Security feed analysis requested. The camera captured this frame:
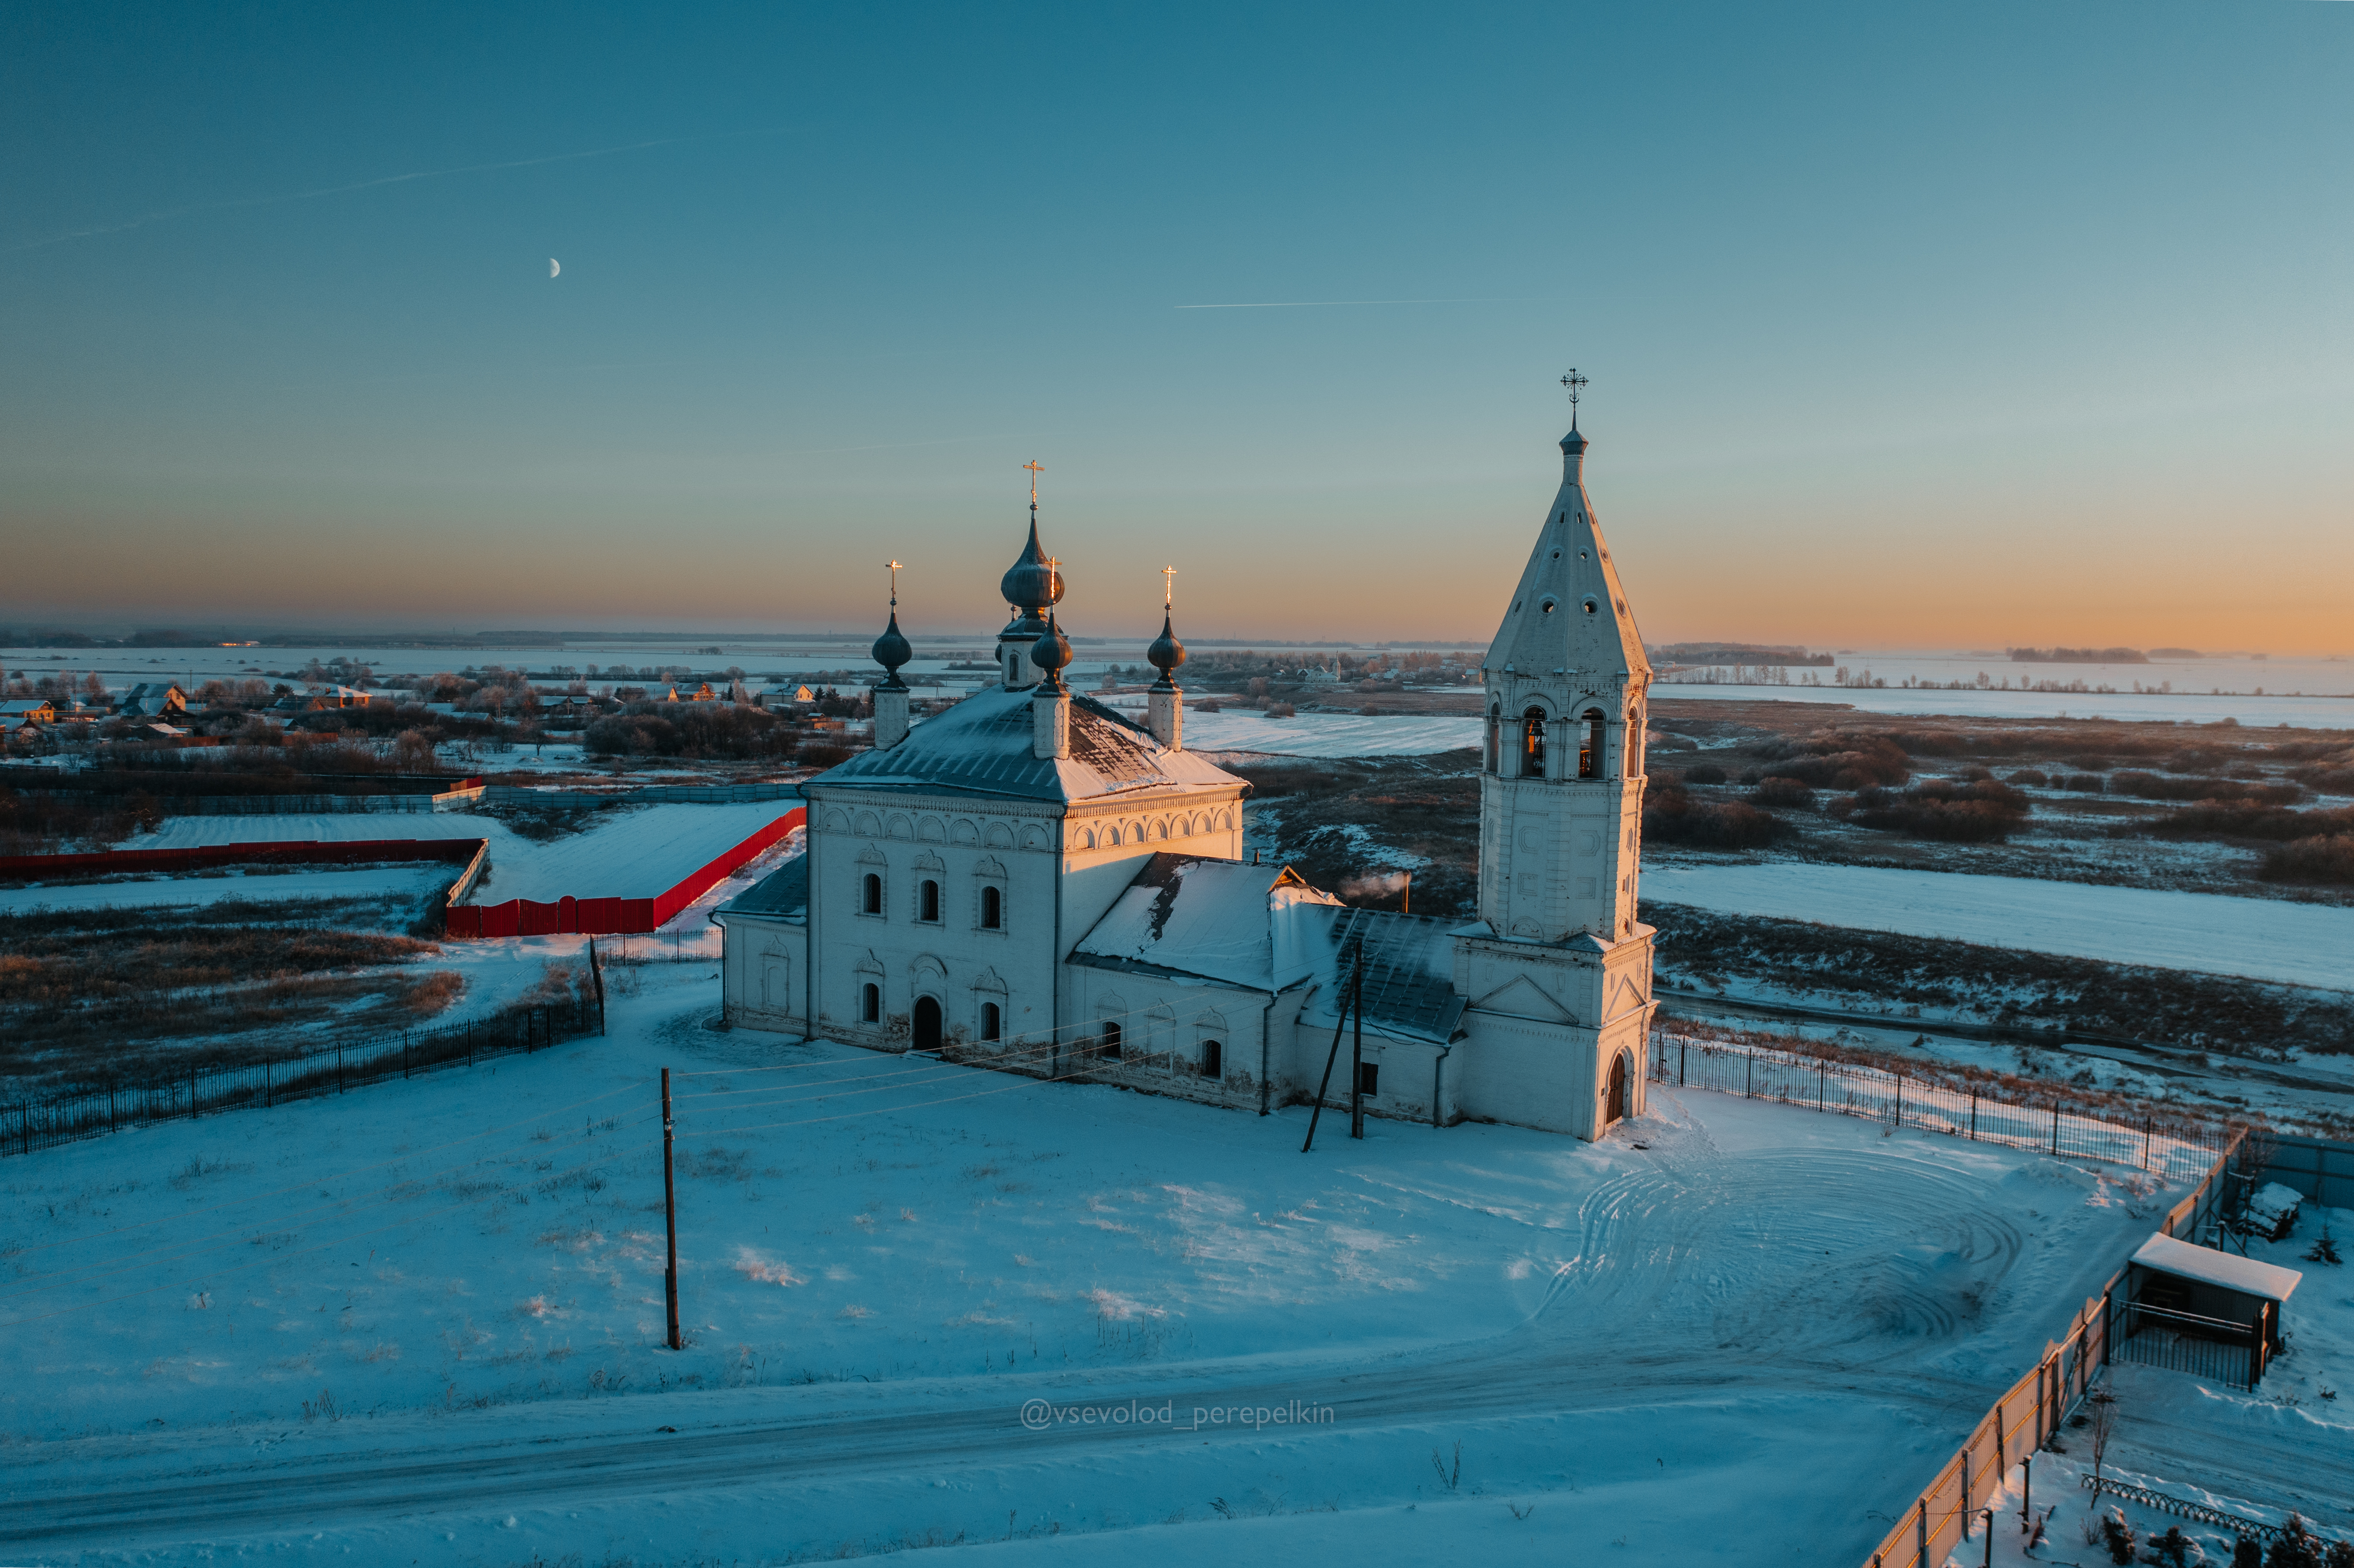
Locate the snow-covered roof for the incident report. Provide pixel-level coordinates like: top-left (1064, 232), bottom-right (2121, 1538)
top-left (2131, 1234), bottom-right (2301, 1303)
top-left (808, 686), bottom-right (1243, 804)
top-left (1073, 855), bottom-right (1341, 992)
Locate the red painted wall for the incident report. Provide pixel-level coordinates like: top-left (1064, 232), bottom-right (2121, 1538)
top-left (444, 807), bottom-right (804, 937)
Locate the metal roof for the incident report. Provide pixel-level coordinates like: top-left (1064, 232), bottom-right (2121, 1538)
top-left (805, 686), bottom-right (1243, 804)
top-left (1294, 906), bottom-right (1469, 1045)
top-left (723, 856), bottom-right (809, 920)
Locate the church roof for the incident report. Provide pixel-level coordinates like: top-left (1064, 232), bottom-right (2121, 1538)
top-left (1485, 427), bottom-right (1650, 685)
top-left (724, 855), bottom-right (808, 920)
top-left (1292, 906), bottom-right (1468, 1045)
top-left (1072, 855), bottom-right (1341, 992)
top-left (804, 685), bottom-right (1243, 804)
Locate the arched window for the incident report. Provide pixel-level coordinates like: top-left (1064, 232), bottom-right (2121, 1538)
top-left (1579, 709), bottom-right (1606, 779)
top-left (1101, 1020), bottom-right (1123, 1059)
top-left (1200, 1039), bottom-right (1223, 1079)
top-left (980, 884), bottom-right (1002, 929)
top-left (919, 879), bottom-right (941, 923)
top-left (981, 1001), bottom-right (1002, 1042)
top-left (861, 872), bottom-right (883, 915)
top-left (1484, 703), bottom-right (1501, 773)
top-left (861, 982), bottom-right (881, 1023)
top-left (1522, 708), bottom-right (1547, 777)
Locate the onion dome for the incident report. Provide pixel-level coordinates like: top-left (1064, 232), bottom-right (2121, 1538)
top-left (999, 517), bottom-right (1066, 613)
top-left (1146, 609), bottom-right (1186, 689)
top-left (1029, 610), bottom-right (1073, 689)
top-left (870, 610), bottom-right (911, 692)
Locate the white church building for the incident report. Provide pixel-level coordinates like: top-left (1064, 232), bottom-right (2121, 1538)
top-left (717, 413), bottom-right (1657, 1141)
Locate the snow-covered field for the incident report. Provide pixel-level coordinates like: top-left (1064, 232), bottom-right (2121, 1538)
top-left (1654, 684), bottom-right (2354, 732)
top-left (0, 864), bottom-right (454, 916)
top-left (0, 962), bottom-right (2196, 1565)
top-left (1177, 710), bottom-right (1481, 757)
top-left (137, 802), bottom-right (795, 904)
top-left (1644, 860), bottom-right (2354, 994)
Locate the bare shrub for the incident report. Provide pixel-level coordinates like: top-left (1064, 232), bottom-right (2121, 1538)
top-left (1749, 775), bottom-right (1816, 810)
top-left (2257, 834), bottom-right (2354, 886)
top-left (1829, 777), bottom-right (2032, 842)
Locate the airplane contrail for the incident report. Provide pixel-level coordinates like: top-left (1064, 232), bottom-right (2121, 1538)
top-left (4, 130), bottom-right (782, 254)
top-left (1174, 296), bottom-right (1537, 309)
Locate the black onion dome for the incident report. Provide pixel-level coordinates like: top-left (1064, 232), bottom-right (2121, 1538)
top-left (1146, 609), bottom-right (1186, 686)
top-left (870, 610), bottom-right (912, 689)
top-left (999, 517), bottom-right (1066, 611)
top-left (1029, 611), bottom-right (1073, 685)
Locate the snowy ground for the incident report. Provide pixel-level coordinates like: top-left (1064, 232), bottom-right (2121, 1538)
top-left (0, 864), bottom-right (454, 916)
top-left (1936, 1206), bottom-right (2354, 1564)
top-left (136, 802), bottom-right (796, 905)
top-left (1653, 684), bottom-right (2354, 731)
top-left (1643, 861), bottom-right (2354, 993)
top-left (0, 961), bottom-right (2195, 1566)
top-left (1180, 710), bottom-right (1480, 757)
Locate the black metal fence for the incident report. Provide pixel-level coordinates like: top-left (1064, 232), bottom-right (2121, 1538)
top-left (1652, 1033), bottom-right (2233, 1185)
top-left (2111, 1301), bottom-right (2261, 1389)
top-left (5, 992), bottom-right (603, 1160)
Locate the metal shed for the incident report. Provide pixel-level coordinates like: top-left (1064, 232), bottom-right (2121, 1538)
top-left (2115, 1233), bottom-right (2302, 1388)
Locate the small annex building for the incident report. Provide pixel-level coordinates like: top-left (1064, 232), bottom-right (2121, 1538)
top-left (2118, 1233), bottom-right (2301, 1388)
top-left (718, 407), bottom-right (1660, 1142)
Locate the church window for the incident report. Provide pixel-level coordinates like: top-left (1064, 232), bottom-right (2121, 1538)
top-left (861, 872), bottom-right (883, 915)
top-left (1582, 597), bottom-right (1598, 615)
top-left (861, 982), bottom-right (880, 1023)
top-left (1356, 1062), bottom-right (1380, 1098)
top-left (980, 884), bottom-right (1002, 929)
top-left (1579, 710), bottom-right (1605, 779)
top-left (1540, 598), bottom-right (1556, 615)
top-left (919, 879), bottom-right (941, 923)
top-left (1200, 1039), bottom-right (1223, 1079)
top-left (981, 1001), bottom-right (1001, 1042)
top-left (1521, 709), bottom-right (1546, 775)
top-left (1101, 1020), bottom-right (1123, 1059)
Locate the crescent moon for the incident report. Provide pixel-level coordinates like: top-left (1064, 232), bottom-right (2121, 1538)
top-left (549, 258), bottom-right (560, 279)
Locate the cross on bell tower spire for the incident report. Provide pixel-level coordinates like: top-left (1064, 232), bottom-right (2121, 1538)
top-left (1560, 368), bottom-right (1589, 433)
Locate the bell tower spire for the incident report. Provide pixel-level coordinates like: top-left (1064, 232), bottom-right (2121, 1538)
top-left (1452, 376), bottom-right (1658, 1141)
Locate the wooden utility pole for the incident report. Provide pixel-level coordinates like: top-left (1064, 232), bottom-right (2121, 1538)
top-left (662, 1068), bottom-right (682, 1351)
top-left (1349, 962), bottom-right (1365, 1141)
top-left (1301, 957), bottom-right (1358, 1154)
top-left (589, 936), bottom-right (607, 1035)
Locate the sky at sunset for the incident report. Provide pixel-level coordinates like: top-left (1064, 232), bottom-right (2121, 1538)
top-left (3, 2), bottom-right (2350, 652)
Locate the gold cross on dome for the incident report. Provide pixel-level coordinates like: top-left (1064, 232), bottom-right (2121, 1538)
top-left (1023, 460), bottom-right (1045, 507)
top-left (1161, 565), bottom-right (1177, 607)
top-left (885, 559), bottom-right (902, 605)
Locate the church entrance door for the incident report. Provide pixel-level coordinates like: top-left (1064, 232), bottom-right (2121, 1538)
top-left (1605, 1052), bottom-right (1628, 1125)
top-left (913, 995), bottom-right (942, 1053)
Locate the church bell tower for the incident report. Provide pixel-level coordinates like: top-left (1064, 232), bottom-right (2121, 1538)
top-left (1453, 374), bottom-right (1657, 1139)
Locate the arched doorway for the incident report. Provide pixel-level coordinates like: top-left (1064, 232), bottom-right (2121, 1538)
top-left (1605, 1051), bottom-right (1629, 1124)
top-left (913, 995), bottom-right (942, 1052)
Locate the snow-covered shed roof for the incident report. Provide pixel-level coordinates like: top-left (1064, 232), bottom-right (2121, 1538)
top-left (808, 686), bottom-right (1243, 805)
top-left (1072, 855), bottom-right (1341, 992)
top-left (2131, 1234), bottom-right (2301, 1303)
top-left (1291, 906), bottom-right (1468, 1046)
top-left (724, 857), bottom-right (809, 920)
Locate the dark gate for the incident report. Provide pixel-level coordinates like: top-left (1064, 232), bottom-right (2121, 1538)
top-left (913, 995), bottom-right (942, 1052)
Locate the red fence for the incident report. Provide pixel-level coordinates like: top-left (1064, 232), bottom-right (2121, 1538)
top-left (0, 838), bottom-right (485, 879)
top-left (443, 807), bottom-right (803, 938)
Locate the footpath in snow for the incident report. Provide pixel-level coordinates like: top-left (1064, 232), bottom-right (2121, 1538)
top-left (0, 959), bottom-right (2189, 1566)
top-left (1644, 859), bottom-right (2354, 993)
